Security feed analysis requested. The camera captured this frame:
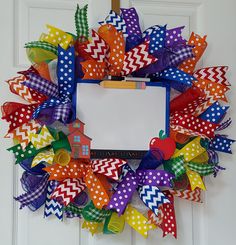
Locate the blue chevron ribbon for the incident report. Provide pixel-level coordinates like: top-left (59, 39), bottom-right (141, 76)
top-left (99, 10), bottom-right (128, 37)
top-left (138, 185), bottom-right (170, 216)
top-left (44, 180), bottom-right (63, 220)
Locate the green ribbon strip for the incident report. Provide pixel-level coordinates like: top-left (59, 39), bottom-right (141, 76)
top-left (165, 156), bottom-right (186, 179)
top-left (25, 41), bottom-right (58, 55)
top-left (51, 131), bottom-right (71, 152)
top-left (75, 4), bottom-right (89, 38)
top-left (82, 201), bottom-right (112, 223)
top-left (8, 143), bottom-right (46, 164)
top-left (63, 203), bottom-right (83, 215)
top-left (187, 162), bottom-right (214, 176)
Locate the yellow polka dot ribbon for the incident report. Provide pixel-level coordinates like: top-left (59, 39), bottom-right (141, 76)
top-left (173, 137), bottom-right (205, 162)
top-left (124, 205), bottom-right (156, 238)
top-left (82, 221), bottom-right (103, 235)
top-left (186, 169), bottom-right (206, 191)
top-left (191, 151), bottom-right (209, 163)
top-left (41, 25), bottom-right (73, 49)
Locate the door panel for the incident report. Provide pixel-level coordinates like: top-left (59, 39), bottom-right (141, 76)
top-left (1, 0), bottom-right (236, 245)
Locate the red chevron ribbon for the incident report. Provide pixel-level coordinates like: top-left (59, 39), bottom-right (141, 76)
top-left (83, 30), bottom-right (109, 62)
top-left (51, 178), bottom-right (86, 206)
top-left (6, 75), bottom-right (46, 104)
top-left (193, 66), bottom-right (230, 86)
top-left (147, 209), bottom-right (163, 226)
top-left (2, 102), bottom-right (39, 133)
top-left (178, 32), bottom-right (207, 74)
top-left (169, 188), bottom-right (202, 203)
top-left (5, 120), bottom-right (41, 149)
top-left (91, 158), bottom-right (127, 180)
top-left (194, 79), bottom-right (229, 102)
top-left (121, 40), bottom-right (158, 75)
top-left (171, 112), bottom-right (218, 138)
top-left (159, 191), bottom-right (177, 238)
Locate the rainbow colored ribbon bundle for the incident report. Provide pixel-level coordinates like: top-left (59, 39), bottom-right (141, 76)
top-left (2, 5), bottom-right (235, 238)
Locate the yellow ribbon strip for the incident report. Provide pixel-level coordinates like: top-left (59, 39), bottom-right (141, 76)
top-left (53, 149), bottom-right (71, 166)
top-left (186, 169), bottom-right (206, 191)
top-left (124, 205), bottom-right (156, 238)
top-left (29, 125), bottom-right (55, 150)
top-left (173, 137), bottom-right (205, 162)
top-left (32, 148), bottom-right (54, 167)
top-left (108, 212), bottom-right (125, 234)
top-left (82, 221), bottom-right (103, 235)
top-left (41, 25), bottom-right (73, 49)
top-left (191, 151), bottom-right (209, 163)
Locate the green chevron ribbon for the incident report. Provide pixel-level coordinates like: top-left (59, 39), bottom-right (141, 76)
top-left (187, 162), bottom-right (214, 176)
top-left (82, 201), bottom-right (112, 223)
top-left (75, 4), bottom-right (89, 38)
top-left (25, 41), bottom-right (58, 55)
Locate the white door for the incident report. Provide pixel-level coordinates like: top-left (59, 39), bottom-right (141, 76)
top-left (0, 0), bottom-right (235, 245)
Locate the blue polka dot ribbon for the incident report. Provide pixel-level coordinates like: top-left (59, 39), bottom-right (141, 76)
top-left (153, 67), bottom-right (195, 87)
top-left (209, 135), bottom-right (235, 154)
top-left (31, 46), bottom-right (76, 123)
top-left (148, 25), bottom-right (166, 55)
top-left (199, 102), bottom-right (229, 124)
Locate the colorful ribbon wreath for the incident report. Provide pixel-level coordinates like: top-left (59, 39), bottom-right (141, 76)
top-left (2, 5), bottom-right (235, 239)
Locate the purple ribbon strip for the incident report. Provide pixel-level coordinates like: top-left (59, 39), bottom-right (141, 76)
top-left (165, 26), bottom-right (186, 47)
top-left (107, 171), bottom-right (138, 215)
top-left (137, 170), bottom-right (174, 188)
top-left (15, 174), bottom-right (49, 209)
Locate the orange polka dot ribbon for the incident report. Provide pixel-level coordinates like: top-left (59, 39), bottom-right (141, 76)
top-left (80, 60), bottom-right (106, 79)
top-left (178, 32), bottom-right (207, 74)
top-left (159, 191), bottom-right (177, 238)
top-left (84, 169), bottom-right (110, 209)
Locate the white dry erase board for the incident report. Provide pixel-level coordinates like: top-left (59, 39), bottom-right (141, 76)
top-left (76, 83), bottom-right (168, 151)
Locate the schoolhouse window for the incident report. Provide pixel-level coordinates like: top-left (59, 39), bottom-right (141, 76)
top-left (74, 135), bottom-right (80, 142)
top-left (82, 145), bottom-right (89, 155)
top-left (73, 122), bottom-right (80, 128)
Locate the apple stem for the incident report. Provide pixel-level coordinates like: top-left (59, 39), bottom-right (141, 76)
top-left (159, 130), bottom-right (167, 139)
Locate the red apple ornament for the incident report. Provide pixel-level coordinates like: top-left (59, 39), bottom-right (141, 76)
top-left (149, 130), bottom-right (176, 160)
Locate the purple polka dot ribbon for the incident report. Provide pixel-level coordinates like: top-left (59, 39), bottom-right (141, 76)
top-left (136, 170), bottom-right (174, 188)
top-left (107, 171), bottom-right (138, 216)
top-left (166, 26), bottom-right (186, 47)
top-left (121, 8), bottom-right (142, 37)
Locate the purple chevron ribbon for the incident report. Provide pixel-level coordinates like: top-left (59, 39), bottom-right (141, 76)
top-left (207, 149), bottom-right (219, 164)
top-left (15, 174), bottom-right (49, 209)
top-left (216, 118), bottom-right (232, 131)
top-left (137, 170), bottom-right (174, 187)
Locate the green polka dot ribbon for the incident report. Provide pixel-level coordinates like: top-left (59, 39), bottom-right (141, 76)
top-left (7, 143), bottom-right (45, 164)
